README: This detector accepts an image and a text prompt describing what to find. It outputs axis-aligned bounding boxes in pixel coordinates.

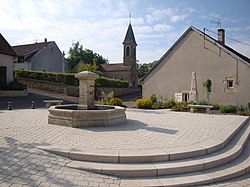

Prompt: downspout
[203,28,206,49]
[235,59,239,85]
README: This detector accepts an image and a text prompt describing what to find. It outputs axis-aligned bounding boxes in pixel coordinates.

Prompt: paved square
[0,109,249,186]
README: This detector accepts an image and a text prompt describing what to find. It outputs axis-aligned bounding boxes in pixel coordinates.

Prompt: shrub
[163,98,176,109]
[237,111,250,116]
[150,94,157,103]
[248,102,250,112]
[172,101,189,112]
[15,70,78,86]
[211,103,220,110]
[136,98,153,109]
[220,105,237,113]
[107,98,123,106]
[14,70,129,88]
[95,77,129,88]
[153,101,164,109]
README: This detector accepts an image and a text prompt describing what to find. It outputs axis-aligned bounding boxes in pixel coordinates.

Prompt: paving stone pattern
[0,109,249,186]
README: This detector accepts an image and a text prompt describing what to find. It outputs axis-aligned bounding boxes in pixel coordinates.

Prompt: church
[99,23,138,87]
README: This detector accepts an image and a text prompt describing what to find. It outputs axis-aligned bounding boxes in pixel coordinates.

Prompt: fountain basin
[48,104,126,128]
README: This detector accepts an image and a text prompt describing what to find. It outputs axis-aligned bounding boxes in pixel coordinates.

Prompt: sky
[0,0,250,64]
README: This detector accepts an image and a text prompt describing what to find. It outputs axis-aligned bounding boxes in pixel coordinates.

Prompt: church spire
[122,19,138,87]
[123,23,137,45]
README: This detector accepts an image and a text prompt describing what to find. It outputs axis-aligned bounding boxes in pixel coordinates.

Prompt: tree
[137,60,158,78]
[67,41,108,72]
[203,79,212,103]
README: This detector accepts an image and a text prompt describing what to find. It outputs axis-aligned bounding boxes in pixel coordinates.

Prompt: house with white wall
[142,26,250,107]
[0,33,17,86]
[13,39,66,73]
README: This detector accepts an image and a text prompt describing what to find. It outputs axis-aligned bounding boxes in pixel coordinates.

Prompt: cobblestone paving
[0,109,249,186]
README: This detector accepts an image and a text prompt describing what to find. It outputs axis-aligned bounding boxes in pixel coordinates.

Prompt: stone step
[119,140,250,186]
[67,121,250,177]
[37,117,249,163]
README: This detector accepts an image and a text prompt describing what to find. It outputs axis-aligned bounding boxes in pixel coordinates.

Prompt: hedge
[14,70,129,88]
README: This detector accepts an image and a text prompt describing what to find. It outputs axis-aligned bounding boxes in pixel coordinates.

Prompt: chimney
[218,29,225,45]
[45,38,47,46]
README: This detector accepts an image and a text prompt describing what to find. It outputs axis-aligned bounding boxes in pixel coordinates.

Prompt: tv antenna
[211,18,221,29]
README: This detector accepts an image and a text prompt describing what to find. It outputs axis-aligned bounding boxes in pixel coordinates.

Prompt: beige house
[0,33,17,85]
[142,26,250,107]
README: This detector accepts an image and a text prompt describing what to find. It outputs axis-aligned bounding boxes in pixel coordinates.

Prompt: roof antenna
[211,18,221,29]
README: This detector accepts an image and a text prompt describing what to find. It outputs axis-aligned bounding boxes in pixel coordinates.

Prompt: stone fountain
[48,71,126,128]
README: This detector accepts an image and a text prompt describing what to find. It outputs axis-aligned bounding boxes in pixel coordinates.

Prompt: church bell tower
[123,23,137,87]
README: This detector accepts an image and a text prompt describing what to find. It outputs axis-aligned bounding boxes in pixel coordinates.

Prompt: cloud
[146,5,194,24]
[3,0,248,64]
[170,15,188,23]
[153,24,173,32]
[245,25,250,30]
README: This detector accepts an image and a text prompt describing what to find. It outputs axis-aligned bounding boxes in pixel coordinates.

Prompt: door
[0,66,7,87]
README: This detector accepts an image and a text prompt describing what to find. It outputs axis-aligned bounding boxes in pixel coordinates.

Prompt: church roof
[100,63,131,72]
[0,33,16,56]
[123,23,137,45]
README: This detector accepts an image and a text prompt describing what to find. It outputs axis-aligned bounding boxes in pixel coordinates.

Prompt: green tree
[203,79,212,103]
[67,41,108,72]
[137,60,158,78]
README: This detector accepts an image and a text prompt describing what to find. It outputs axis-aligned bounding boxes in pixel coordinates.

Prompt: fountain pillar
[75,71,99,109]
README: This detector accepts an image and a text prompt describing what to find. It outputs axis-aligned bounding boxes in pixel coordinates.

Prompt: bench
[43,100,63,108]
[188,104,213,114]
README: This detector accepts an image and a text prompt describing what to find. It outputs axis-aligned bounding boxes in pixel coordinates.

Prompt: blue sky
[0,0,250,63]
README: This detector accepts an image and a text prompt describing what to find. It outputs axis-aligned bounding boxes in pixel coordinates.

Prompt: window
[126,46,130,56]
[227,80,233,89]
[183,93,189,102]
[225,77,236,93]
[18,57,24,63]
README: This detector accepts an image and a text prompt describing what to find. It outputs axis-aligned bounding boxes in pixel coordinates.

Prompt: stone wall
[17,77,140,98]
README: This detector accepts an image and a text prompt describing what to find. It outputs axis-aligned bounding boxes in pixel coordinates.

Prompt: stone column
[75,71,99,109]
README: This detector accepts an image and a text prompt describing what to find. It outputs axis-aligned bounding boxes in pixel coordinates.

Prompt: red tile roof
[0,33,16,56]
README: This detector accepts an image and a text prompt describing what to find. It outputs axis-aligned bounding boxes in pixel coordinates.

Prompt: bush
[220,105,237,113]
[163,98,176,109]
[15,70,78,86]
[14,70,129,88]
[102,97,123,106]
[153,101,164,109]
[172,101,189,112]
[95,77,129,88]
[109,98,123,106]
[136,98,153,109]
[150,94,157,103]
[237,111,250,116]
[211,103,220,110]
